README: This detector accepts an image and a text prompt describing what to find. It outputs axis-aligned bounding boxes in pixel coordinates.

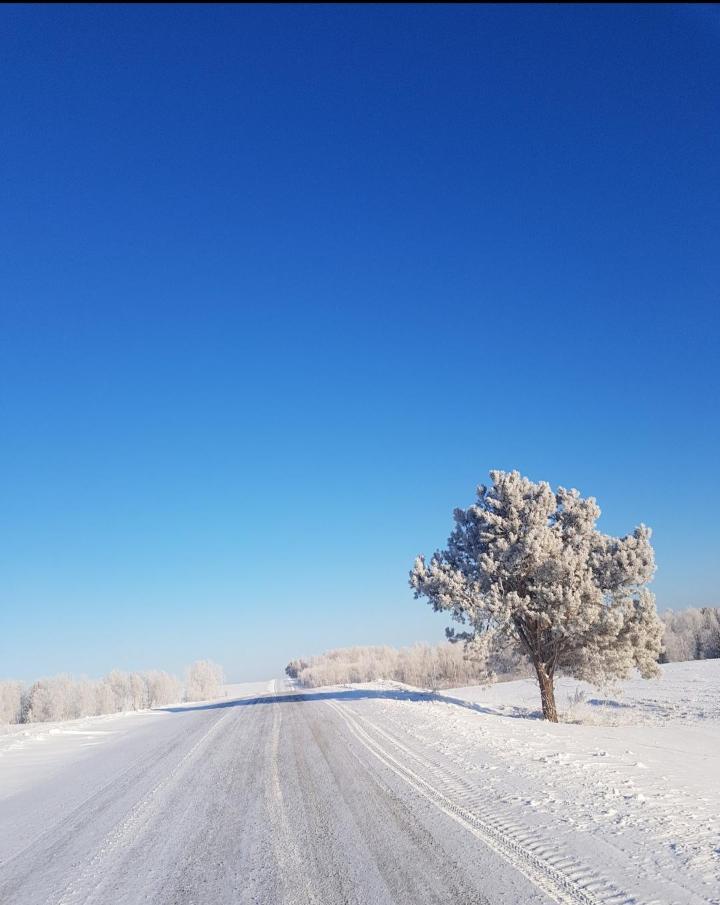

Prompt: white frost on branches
[410,470,663,720]
[0,680,23,724]
[0,662,215,725]
[660,607,720,662]
[286,642,514,690]
[17,670,183,723]
[185,659,224,702]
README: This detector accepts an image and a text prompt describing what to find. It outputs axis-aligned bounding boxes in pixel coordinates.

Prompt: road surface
[0,685,611,905]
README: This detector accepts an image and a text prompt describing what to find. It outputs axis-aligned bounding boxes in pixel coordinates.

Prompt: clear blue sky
[1,5,718,683]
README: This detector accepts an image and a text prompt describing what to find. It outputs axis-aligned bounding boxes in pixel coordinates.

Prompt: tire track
[266,698,322,905]
[0,724,192,875]
[326,699,631,905]
[47,709,232,905]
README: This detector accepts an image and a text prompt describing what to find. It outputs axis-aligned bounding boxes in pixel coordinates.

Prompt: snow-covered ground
[1,665,717,904]
[0,709,167,799]
[221,678,276,699]
[0,679,275,799]
[339,659,720,904]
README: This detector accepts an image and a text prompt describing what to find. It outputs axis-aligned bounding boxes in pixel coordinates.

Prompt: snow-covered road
[0,687,564,905]
[1,669,717,905]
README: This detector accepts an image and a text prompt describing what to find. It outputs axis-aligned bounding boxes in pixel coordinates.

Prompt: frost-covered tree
[95,678,117,716]
[660,607,720,662]
[106,670,132,712]
[410,470,663,722]
[128,673,149,711]
[185,660,223,701]
[287,642,501,690]
[0,681,23,724]
[73,678,98,718]
[25,675,78,722]
[695,607,720,659]
[0,668,184,725]
[145,670,183,707]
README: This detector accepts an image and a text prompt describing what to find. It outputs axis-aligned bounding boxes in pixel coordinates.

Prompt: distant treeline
[0,659,223,725]
[660,607,720,663]
[285,642,528,690]
[286,608,720,691]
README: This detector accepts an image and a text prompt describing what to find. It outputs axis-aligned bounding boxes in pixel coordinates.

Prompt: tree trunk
[534,662,558,722]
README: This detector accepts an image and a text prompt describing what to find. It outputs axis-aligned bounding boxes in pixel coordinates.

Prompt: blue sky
[1,5,718,682]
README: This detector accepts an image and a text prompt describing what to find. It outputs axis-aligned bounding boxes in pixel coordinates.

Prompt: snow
[221,679,277,698]
[0,684,548,905]
[0,709,168,799]
[342,659,720,903]
[0,681,273,798]
[2,666,717,903]
[443,658,720,724]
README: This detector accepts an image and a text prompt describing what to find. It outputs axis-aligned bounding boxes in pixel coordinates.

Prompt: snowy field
[0,665,717,904]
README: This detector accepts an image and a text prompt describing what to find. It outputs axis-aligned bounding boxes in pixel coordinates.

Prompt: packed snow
[0,679,274,798]
[343,658,720,903]
[1,667,717,903]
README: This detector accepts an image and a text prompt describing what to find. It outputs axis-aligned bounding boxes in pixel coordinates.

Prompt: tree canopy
[410,470,663,721]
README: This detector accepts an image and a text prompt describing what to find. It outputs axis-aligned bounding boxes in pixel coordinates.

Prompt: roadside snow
[221,679,276,699]
[341,659,720,904]
[445,658,720,725]
[0,680,276,798]
[0,709,168,798]
[3,666,716,902]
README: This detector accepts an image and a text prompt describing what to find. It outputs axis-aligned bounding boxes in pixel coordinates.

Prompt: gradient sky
[1,5,719,683]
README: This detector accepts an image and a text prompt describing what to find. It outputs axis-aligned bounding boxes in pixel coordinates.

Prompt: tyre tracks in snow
[325,699,638,905]
[46,709,233,905]
[266,699,323,905]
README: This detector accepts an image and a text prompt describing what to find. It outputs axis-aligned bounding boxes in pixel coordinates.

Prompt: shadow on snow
[160,687,539,720]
